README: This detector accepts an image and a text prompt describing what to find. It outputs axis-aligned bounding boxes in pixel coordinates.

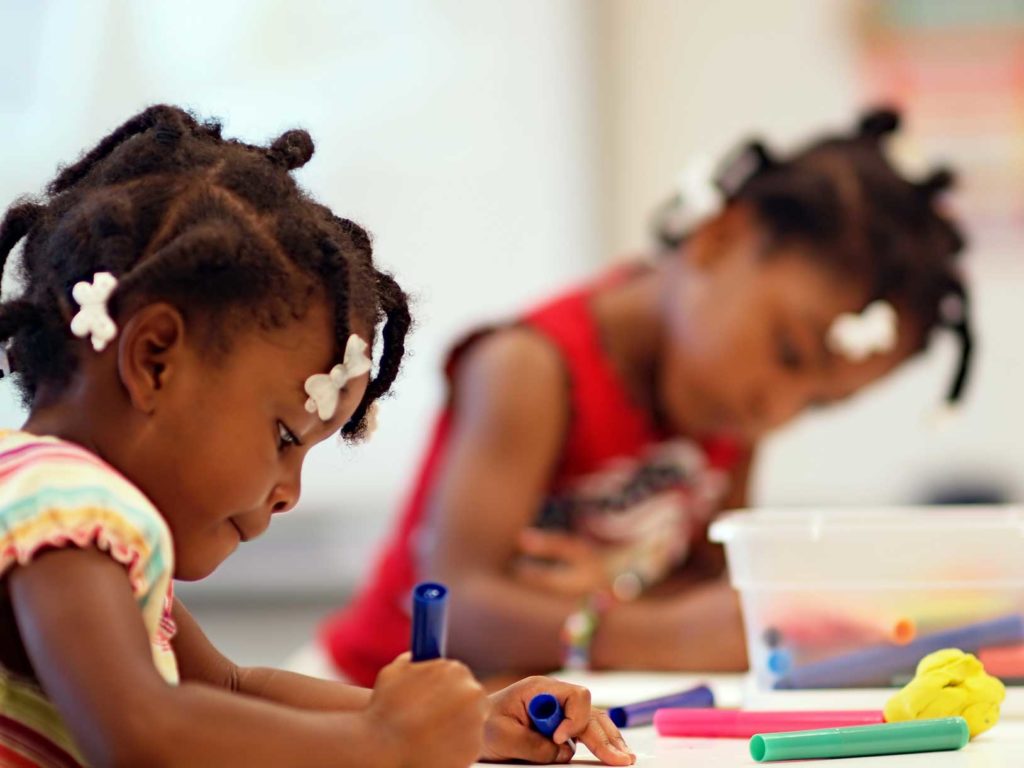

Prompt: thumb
[376,652,412,683]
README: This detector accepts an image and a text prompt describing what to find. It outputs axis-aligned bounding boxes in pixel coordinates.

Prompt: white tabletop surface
[473,672,1024,767]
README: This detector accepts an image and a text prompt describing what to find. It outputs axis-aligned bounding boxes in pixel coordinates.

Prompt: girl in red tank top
[320,109,972,685]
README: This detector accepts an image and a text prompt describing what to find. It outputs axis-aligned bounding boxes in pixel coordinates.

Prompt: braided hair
[0,104,411,439]
[654,107,971,404]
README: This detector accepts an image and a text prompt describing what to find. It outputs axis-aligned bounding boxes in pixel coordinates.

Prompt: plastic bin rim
[727,578,1024,590]
[710,505,1024,543]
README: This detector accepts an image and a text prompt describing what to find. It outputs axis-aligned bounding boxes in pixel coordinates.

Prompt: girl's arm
[424,330,747,678]
[515,447,759,596]
[171,599,634,765]
[171,600,371,711]
[10,547,485,768]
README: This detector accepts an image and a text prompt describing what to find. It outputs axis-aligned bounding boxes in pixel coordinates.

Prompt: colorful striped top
[0,431,178,768]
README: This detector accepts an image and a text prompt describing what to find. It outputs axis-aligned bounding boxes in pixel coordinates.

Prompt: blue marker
[410,582,449,662]
[608,684,715,728]
[775,613,1024,689]
[767,649,793,677]
[528,693,565,738]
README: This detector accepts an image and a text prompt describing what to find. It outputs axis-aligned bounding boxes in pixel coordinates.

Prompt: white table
[473,672,1024,767]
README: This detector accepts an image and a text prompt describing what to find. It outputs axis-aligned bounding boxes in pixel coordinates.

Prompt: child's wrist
[561,590,615,670]
[354,708,405,767]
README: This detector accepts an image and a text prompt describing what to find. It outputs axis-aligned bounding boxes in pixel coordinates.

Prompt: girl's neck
[589,262,666,421]
[21,382,118,462]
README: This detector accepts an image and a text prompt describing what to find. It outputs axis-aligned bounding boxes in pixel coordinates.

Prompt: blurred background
[1,0,1022,664]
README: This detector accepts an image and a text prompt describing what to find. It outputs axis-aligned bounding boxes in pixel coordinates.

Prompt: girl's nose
[268,472,301,515]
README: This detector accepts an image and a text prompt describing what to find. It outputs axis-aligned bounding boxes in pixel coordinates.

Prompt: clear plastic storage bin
[709,507,1024,690]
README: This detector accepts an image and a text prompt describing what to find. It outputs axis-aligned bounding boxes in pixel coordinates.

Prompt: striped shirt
[0,431,177,767]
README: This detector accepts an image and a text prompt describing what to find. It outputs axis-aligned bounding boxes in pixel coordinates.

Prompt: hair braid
[2,104,413,423]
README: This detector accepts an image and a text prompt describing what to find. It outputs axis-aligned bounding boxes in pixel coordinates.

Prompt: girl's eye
[777,331,805,371]
[277,421,301,452]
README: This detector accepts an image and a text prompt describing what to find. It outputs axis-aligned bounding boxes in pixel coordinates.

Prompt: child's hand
[514,528,610,597]
[366,652,489,768]
[480,676,636,765]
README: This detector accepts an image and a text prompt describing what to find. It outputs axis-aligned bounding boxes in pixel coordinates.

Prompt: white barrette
[661,155,724,238]
[304,334,372,421]
[69,272,118,352]
[677,155,723,223]
[827,300,898,362]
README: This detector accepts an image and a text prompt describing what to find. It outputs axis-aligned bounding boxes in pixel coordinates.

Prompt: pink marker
[654,709,885,739]
[979,644,1024,678]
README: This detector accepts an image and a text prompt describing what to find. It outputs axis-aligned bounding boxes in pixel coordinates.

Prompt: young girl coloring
[0,105,634,767]
[319,108,972,684]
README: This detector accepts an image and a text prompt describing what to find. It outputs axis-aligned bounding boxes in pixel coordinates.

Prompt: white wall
[596,0,1024,508]
[1,0,1019,597]
[0,0,604,594]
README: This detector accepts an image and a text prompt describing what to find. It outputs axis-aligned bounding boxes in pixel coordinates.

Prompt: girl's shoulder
[0,430,173,595]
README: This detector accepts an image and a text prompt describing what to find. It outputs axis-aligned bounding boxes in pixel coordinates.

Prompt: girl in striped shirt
[0,105,632,768]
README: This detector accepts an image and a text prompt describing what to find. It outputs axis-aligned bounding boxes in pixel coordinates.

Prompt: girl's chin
[173,541,237,581]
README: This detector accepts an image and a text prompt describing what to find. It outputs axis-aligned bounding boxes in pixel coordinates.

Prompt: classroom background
[1,0,1022,664]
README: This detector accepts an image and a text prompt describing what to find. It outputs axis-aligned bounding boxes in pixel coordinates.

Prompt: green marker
[749,717,969,763]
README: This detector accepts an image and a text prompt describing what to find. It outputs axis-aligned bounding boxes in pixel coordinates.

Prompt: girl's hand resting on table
[481,676,636,765]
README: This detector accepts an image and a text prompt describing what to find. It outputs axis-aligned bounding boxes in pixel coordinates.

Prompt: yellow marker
[884,649,1005,738]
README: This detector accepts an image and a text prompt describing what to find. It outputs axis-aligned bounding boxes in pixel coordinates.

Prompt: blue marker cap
[767,649,793,677]
[528,693,565,739]
[410,582,449,662]
[608,684,715,728]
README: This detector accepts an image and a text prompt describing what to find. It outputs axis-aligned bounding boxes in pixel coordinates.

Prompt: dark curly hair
[654,107,972,404]
[0,104,411,438]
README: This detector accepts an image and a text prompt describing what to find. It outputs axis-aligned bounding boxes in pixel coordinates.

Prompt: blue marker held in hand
[411,582,449,661]
[528,693,565,739]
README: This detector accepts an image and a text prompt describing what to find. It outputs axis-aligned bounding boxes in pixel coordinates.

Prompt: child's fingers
[483,718,575,764]
[574,713,636,766]
[374,651,412,683]
[512,560,586,594]
[518,528,591,562]
[550,685,592,743]
[595,710,634,761]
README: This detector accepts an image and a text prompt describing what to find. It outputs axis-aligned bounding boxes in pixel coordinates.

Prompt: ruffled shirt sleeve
[0,431,178,684]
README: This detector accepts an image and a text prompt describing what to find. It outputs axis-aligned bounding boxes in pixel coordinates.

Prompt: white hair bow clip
[660,155,723,238]
[70,272,119,352]
[677,155,723,224]
[304,334,372,421]
[827,300,898,362]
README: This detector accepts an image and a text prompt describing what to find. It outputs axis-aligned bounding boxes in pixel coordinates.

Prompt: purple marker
[411,582,449,661]
[775,613,1024,689]
[608,684,715,728]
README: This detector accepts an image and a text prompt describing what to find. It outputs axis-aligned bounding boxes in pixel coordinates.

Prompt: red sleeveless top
[319,277,744,686]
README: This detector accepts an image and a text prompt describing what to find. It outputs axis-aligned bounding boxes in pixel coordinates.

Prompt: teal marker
[749,717,969,763]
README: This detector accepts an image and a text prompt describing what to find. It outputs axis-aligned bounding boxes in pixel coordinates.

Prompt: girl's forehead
[754,252,869,316]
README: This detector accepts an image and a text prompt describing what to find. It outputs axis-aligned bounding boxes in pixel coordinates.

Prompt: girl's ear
[115,303,187,414]
[685,204,760,271]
